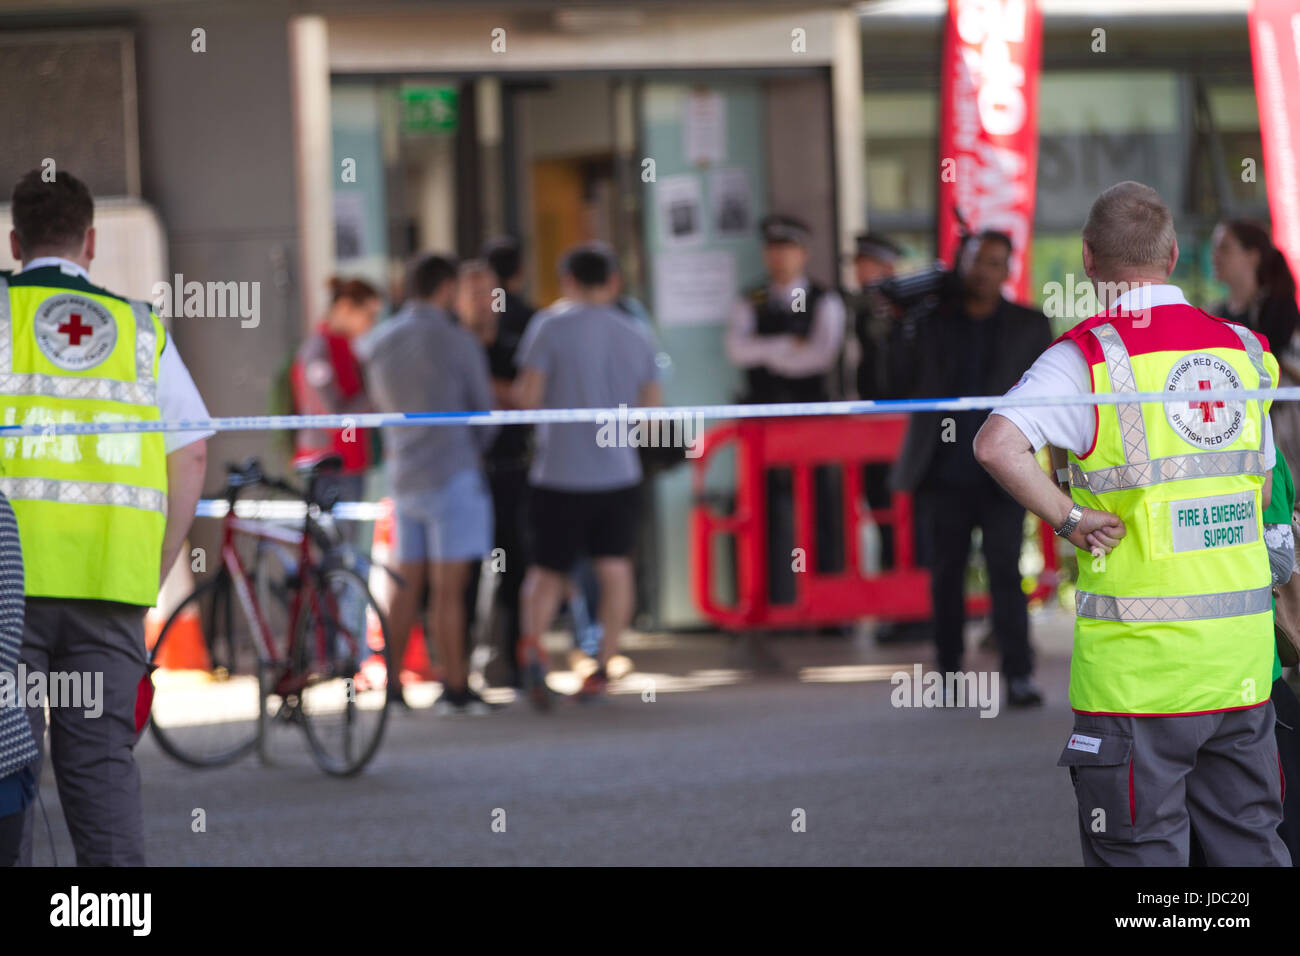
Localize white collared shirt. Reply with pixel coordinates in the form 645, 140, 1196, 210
991, 283, 1275, 469
1108, 281, 1186, 314
726, 275, 846, 377
23, 256, 92, 279
18, 258, 213, 452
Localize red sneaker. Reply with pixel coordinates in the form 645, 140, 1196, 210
517, 635, 551, 712
575, 667, 609, 701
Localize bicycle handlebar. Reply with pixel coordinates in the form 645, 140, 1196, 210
223, 457, 307, 504
215, 457, 363, 568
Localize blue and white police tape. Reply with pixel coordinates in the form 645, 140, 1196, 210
193, 498, 388, 521
0, 386, 1295, 437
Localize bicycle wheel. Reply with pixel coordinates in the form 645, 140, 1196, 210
297, 566, 392, 776
149, 572, 268, 767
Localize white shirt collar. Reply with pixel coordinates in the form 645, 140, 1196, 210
21, 256, 90, 281
1109, 282, 1188, 313
771, 276, 809, 298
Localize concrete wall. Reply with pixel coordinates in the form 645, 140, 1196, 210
763, 73, 836, 286
135, 9, 301, 486
328, 7, 844, 73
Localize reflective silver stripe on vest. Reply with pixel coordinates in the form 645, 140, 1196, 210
1091, 322, 1149, 464
1225, 321, 1270, 449
0, 476, 165, 514
1069, 448, 1267, 493
0, 276, 158, 405
1076, 585, 1273, 622
0, 371, 155, 404
1227, 320, 1271, 389
0, 275, 10, 372
130, 298, 157, 393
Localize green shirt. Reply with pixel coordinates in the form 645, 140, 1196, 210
1265, 454, 1295, 683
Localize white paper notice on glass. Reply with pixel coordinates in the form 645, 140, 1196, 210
657, 174, 705, 248
710, 166, 751, 239
333, 191, 368, 260
655, 250, 736, 327
684, 90, 726, 167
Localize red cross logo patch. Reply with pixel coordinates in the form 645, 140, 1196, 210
58, 313, 95, 346
1164, 353, 1246, 451
1189, 379, 1225, 423
33, 294, 117, 371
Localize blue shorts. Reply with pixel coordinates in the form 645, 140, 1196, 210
394, 469, 493, 564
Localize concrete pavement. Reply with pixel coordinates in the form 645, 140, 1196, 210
28, 607, 1085, 865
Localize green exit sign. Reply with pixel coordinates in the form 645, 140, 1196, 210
400, 86, 458, 135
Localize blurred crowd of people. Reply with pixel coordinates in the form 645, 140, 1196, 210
723, 215, 1051, 705
288, 239, 661, 715
719, 210, 1300, 710
285, 209, 1300, 718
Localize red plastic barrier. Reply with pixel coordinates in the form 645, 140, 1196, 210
689, 415, 1059, 630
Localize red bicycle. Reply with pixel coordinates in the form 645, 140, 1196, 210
148, 455, 393, 776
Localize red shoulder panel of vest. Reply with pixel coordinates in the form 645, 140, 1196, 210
1050, 304, 1273, 365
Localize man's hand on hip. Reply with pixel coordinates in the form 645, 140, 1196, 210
1070, 507, 1126, 555
974, 414, 1126, 558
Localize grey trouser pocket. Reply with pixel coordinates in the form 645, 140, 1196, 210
1058, 729, 1135, 842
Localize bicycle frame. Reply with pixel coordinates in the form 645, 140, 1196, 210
221, 513, 331, 700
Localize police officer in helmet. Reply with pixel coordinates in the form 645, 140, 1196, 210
725, 214, 846, 608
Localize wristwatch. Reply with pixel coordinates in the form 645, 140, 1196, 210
1054, 504, 1084, 539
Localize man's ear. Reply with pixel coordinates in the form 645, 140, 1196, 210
1166, 236, 1178, 278
1081, 240, 1095, 279
9, 229, 21, 263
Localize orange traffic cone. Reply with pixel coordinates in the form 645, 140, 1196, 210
147, 546, 212, 671
368, 498, 438, 682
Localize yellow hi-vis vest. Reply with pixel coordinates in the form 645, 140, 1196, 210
1063, 301, 1278, 716
0, 270, 168, 607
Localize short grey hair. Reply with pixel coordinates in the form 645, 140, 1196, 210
1081, 181, 1176, 273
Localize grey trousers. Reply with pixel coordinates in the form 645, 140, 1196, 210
18, 598, 148, 866
1060, 703, 1291, 866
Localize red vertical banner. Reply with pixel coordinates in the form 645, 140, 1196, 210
1250, 0, 1300, 309
938, 0, 1043, 304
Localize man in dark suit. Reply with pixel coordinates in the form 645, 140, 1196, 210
890, 231, 1052, 707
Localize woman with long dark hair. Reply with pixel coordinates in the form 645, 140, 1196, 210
1212, 219, 1300, 493
290, 277, 382, 508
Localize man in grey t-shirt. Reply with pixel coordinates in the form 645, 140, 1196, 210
513, 243, 662, 706
357, 254, 499, 716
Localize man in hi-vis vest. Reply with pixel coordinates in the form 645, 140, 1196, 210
4, 170, 209, 865
975, 181, 1290, 865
